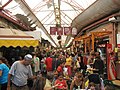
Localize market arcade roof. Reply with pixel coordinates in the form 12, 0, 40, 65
1, 0, 96, 47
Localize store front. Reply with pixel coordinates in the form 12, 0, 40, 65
0, 46, 34, 66
0, 28, 39, 65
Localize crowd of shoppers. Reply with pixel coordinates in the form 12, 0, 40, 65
0, 49, 116, 90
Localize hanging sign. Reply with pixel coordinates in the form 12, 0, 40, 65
72, 27, 77, 35
50, 27, 57, 35
57, 27, 63, 35
64, 27, 72, 35
117, 34, 120, 48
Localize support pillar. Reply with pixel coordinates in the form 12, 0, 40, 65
91, 33, 95, 51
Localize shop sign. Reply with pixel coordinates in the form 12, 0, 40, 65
117, 44, 120, 48
98, 44, 106, 47
117, 34, 120, 47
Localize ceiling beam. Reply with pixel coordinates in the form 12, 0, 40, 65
1, 0, 12, 9
14, 0, 58, 47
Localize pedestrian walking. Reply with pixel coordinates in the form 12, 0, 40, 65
7, 54, 35, 90
32, 52, 40, 75
0, 57, 9, 90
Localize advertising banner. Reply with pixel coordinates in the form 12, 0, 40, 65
107, 44, 116, 80
72, 27, 77, 35
50, 27, 77, 35
57, 27, 63, 35
64, 27, 72, 35
50, 27, 57, 35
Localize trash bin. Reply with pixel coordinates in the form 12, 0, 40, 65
116, 61, 120, 79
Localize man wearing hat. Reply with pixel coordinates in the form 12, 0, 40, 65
7, 54, 34, 90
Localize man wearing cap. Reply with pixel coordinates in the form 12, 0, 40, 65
7, 54, 34, 90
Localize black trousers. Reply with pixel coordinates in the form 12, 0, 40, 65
1, 82, 7, 90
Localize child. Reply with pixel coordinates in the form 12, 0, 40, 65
54, 74, 68, 90
70, 72, 85, 90
86, 82, 95, 90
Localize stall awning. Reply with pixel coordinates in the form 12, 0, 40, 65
0, 28, 39, 47
0, 38, 39, 47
